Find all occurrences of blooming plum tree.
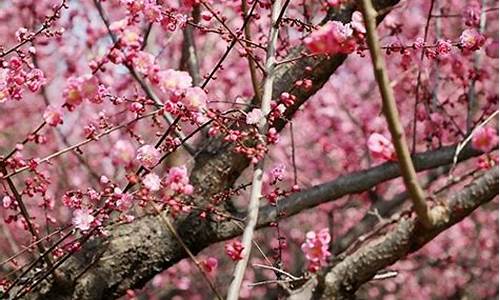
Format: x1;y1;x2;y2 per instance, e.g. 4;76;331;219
0;0;497;299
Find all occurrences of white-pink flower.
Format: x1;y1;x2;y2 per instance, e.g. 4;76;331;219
184;86;207;110
472;127;498;153
134;51;155;74
43;105;64;127
136;145;161;168
143;173;161;191
111;140;135;165
158;69;192;93
367;133;396;161
246;108;263;125
459;29;486;51
2;196;12;208
350;11;366;34
72;208;95;231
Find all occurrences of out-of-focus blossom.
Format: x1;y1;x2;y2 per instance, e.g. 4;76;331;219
43;106;64;127
472;127;498;153
367;133;396;161
143;173;161;191
136;145;161;168
304;21;355;55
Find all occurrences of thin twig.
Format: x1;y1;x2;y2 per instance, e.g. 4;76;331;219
150;204;223;300
361;0;434;228
226;1;286;298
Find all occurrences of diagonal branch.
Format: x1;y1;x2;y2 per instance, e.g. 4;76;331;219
316;166;498;299
226;0;286;297
361;0;434;228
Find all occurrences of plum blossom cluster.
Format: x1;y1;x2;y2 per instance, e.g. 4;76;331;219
225;240;244;261
304;20;357;55
301;228;332;272
62;74;101;111
117;0;188;32
0;57;46;102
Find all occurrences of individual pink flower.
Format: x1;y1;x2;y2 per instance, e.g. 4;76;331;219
436;39;452;56
201;257;218;273
350;11;366;34
80;75;99;102
136;145;161;168
63;76;84;108
2;196;12;208
143;173;161;191
25;68;46;92
143;1;163;23
43;105;64;127
109;18;128;32
111;140;136;165
301;228;331;272
270;163;286;182
165;166;193;195
158;69;192;94
72;208;95;231
114;188;135;212
460;29;486;51
184;86;207;110
246;108;263;125
225;240;244;261
133;51;156;74
121;29;142;49
471;127;498;153
367;133;396;161
304;21;355;55
325;0;344;7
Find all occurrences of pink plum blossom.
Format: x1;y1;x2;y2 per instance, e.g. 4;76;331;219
164;166;193;195
158;69;192;94
246;108;263;125
43;106;64;127
472;127;498;153
301;228;331;272
184;86;207;110
225;240;244;261
304;21;356;55
136;145;161;168
201;257;218;273
460;29;486;50
367;133;396;161
72;208;95;231
111;140;136;165
143;173;161;191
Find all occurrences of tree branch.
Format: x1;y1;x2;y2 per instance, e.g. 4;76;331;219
361;0;433;228
317;166;498;299
226;0;285;297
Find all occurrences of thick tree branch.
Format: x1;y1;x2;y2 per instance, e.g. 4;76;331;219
25;140;481;299
316;166;498;299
